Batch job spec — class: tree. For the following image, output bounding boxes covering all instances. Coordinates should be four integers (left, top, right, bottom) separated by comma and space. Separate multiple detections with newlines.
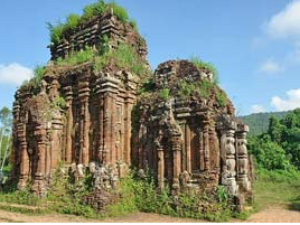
268, 116, 285, 143
0, 107, 12, 173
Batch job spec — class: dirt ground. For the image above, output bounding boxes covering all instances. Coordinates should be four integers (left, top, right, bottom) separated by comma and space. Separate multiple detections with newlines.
0, 205, 300, 223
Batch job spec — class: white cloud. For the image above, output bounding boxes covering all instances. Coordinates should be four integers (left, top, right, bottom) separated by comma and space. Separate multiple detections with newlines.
259, 59, 284, 74
250, 105, 266, 114
271, 89, 300, 111
0, 63, 33, 85
266, 0, 300, 38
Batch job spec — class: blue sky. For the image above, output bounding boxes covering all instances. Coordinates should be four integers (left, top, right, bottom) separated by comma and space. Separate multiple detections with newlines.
1, 0, 300, 115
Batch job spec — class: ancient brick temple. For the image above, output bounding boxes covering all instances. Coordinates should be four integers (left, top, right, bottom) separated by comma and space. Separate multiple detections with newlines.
10, 5, 253, 210
132, 60, 253, 210
11, 10, 148, 197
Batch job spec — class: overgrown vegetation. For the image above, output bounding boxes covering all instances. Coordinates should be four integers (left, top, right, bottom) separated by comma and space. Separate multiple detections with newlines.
177, 79, 227, 107
48, 0, 136, 45
32, 65, 46, 89
248, 108, 300, 212
56, 47, 95, 66
93, 43, 147, 75
0, 165, 243, 222
254, 168, 300, 210
159, 88, 170, 101
240, 111, 289, 136
50, 96, 67, 109
248, 109, 300, 170
215, 90, 227, 107
190, 56, 219, 84
0, 107, 12, 182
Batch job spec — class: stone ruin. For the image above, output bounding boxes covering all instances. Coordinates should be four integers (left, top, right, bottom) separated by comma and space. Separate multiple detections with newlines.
9, 4, 253, 211
132, 60, 254, 210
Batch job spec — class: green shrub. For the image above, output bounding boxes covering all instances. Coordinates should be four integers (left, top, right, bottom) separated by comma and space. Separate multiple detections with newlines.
32, 65, 46, 89
50, 96, 66, 109
106, 2, 129, 23
178, 81, 195, 98
94, 43, 146, 76
129, 19, 138, 32
47, 22, 64, 45
98, 35, 110, 55
48, 1, 133, 46
197, 79, 213, 99
137, 79, 155, 95
82, 0, 106, 21
190, 56, 218, 83
159, 88, 170, 101
216, 90, 227, 107
65, 14, 81, 31
56, 47, 94, 66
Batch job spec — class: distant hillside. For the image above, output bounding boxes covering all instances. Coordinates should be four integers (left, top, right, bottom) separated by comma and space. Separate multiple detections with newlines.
239, 111, 290, 136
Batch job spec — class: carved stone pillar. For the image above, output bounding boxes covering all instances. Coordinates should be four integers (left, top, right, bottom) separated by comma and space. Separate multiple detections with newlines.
64, 86, 73, 164
17, 124, 29, 190
236, 124, 251, 192
110, 95, 116, 165
171, 135, 181, 195
50, 112, 64, 171
199, 129, 205, 171
103, 92, 112, 165
98, 93, 104, 164
78, 81, 90, 166
222, 129, 238, 196
236, 124, 251, 211
32, 127, 47, 197
157, 147, 165, 189
203, 119, 210, 171
124, 98, 132, 165
185, 124, 191, 173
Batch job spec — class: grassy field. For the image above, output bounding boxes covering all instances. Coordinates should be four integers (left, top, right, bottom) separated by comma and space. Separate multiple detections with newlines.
253, 169, 300, 211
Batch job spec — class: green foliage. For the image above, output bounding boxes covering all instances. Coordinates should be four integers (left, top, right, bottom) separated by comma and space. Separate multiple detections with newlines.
159, 88, 170, 101
106, 2, 129, 22
137, 79, 155, 95
215, 90, 227, 107
82, 0, 106, 21
178, 81, 195, 98
239, 111, 289, 136
104, 172, 234, 222
248, 134, 292, 170
98, 35, 110, 55
56, 47, 95, 66
47, 22, 64, 45
248, 109, 300, 170
0, 107, 12, 172
94, 43, 146, 75
50, 96, 67, 109
32, 65, 46, 89
197, 79, 213, 99
65, 14, 81, 31
190, 56, 218, 83
0, 107, 12, 132
48, 1, 133, 46
178, 80, 225, 106
129, 19, 138, 32
215, 185, 228, 203
0, 168, 237, 222
254, 168, 300, 211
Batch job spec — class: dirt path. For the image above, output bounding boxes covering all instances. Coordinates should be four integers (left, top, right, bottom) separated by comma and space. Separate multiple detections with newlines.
245, 206, 300, 223
0, 206, 299, 223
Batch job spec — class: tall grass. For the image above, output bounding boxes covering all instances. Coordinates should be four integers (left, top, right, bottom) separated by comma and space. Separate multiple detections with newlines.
48, 1, 137, 45
190, 56, 218, 84
56, 47, 95, 66
94, 43, 146, 75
